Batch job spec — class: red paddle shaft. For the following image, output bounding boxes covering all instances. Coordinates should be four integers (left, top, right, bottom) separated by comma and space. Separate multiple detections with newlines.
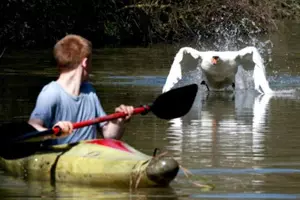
52, 105, 151, 135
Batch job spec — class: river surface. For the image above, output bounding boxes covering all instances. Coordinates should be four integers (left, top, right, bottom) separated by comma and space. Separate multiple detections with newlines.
0, 22, 300, 199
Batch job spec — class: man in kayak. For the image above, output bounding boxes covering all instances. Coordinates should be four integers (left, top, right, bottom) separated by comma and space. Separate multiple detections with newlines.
28, 34, 134, 145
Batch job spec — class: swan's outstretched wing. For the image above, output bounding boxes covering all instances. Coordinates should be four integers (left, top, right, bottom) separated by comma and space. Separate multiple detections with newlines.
162, 47, 202, 93
237, 46, 274, 94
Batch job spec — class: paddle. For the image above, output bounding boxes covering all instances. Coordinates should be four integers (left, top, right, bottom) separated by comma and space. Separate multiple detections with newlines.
0, 84, 198, 144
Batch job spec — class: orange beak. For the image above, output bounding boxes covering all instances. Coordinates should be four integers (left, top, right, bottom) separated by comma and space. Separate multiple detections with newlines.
211, 57, 218, 65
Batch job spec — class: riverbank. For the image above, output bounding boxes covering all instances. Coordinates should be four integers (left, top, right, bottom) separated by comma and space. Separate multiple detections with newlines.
0, 0, 299, 49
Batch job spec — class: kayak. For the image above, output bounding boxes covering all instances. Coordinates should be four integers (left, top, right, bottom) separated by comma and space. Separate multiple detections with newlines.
0, 139, 179, 188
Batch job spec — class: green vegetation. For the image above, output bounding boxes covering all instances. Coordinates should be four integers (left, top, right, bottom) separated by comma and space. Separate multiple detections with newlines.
0, 0, 299, 48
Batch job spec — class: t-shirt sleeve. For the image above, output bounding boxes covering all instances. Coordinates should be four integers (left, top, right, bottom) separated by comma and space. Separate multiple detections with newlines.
29, 88, 58, 128
82, 81, 107, 128
94, 94, 107, 128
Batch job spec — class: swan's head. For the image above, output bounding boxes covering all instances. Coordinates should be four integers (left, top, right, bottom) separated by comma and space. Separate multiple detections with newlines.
211, 56, 220, 65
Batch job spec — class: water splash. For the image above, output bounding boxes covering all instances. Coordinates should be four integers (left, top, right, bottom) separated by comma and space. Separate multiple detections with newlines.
195, 18, 273, 62
172, 18, 276, 92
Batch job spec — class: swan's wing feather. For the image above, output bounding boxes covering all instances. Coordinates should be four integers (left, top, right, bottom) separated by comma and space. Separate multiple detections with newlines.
237, 46, 273, 94
162, 47, 202, 93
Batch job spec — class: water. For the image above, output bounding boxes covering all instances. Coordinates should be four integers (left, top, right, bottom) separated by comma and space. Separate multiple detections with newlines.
0, 22, 300, 199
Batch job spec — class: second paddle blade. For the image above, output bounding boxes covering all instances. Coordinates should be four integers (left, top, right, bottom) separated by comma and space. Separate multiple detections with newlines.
0, 121, 37, 142
151, 84, 198, 120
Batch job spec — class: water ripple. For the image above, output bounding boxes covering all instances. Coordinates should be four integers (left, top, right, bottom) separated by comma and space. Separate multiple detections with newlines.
180, 168, 300, 175
191, 193, 300, 199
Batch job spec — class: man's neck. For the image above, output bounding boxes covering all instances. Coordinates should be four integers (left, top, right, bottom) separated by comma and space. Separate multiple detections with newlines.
56, 69, 82, 97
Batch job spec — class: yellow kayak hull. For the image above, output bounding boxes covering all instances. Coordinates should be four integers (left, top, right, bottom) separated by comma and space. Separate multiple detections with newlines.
0, 139, 179, 188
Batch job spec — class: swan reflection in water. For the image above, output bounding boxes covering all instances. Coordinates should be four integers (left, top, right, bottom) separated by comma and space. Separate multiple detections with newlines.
165, 89, 273, 167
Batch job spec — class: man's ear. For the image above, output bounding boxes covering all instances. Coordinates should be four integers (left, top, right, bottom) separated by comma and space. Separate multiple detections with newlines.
81, 57, 88, 68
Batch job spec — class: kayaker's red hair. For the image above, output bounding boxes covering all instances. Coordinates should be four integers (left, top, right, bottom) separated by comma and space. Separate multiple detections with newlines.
53, 34, 92, 71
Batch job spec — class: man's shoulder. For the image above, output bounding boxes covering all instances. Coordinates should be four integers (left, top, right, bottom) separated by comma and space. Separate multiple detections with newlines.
38, 81, 61, 99
40, 81, 57, 90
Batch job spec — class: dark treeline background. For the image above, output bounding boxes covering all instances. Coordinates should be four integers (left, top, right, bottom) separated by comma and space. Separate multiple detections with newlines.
0, 0, 299, 49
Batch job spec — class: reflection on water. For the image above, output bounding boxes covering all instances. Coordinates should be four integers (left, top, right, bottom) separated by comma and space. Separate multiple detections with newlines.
165, 90, 272, 164
0, 173, 179, 200
166, 88, 300, 198
166, 87, 300, 165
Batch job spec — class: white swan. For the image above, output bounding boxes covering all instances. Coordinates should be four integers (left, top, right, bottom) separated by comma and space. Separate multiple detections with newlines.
162, 46, 274, 94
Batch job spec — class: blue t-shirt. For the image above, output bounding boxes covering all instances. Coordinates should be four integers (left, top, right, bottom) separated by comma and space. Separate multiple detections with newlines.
29, 81, 107, 145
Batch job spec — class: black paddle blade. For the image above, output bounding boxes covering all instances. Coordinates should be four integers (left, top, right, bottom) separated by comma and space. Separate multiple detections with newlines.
0, 141, 42, 159
151, 84, 198, 119
0, 121, 37, 142
0, 121, 43, 159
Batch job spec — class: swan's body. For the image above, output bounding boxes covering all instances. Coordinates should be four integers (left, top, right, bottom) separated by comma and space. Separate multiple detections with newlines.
162, 46, 274, 94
